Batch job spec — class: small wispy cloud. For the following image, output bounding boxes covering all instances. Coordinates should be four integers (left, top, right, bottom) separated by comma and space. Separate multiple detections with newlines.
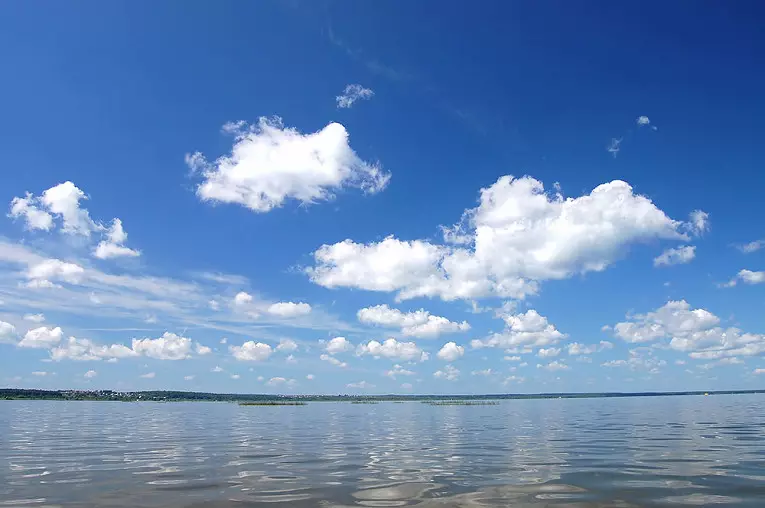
336, 84, 374, 109
607, 138, 622, 158
736, 239, 765, 254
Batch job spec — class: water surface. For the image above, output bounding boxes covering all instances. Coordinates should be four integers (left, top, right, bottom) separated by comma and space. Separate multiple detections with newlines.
2, 394, 765, 507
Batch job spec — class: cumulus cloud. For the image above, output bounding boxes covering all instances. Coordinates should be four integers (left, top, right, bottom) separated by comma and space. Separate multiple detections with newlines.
26, 259, 84, 287
132, 332, 193, 360
23, 313, 45, 323
567, 341, 612, 355
471, 368, 494, 376
0, 321, 17, 343
346, 380, 375, 389
737, 240, 764, 254
19, 326, 63, 349
184, 375, 195, 381
537, 360, 569, 371
356, 338, 428, 362
471, 309, 565, 349
636, 116, 651, 126
9, 183, 139, 256
308, 176, 698, 302
84, 370, 97, 378
385, 364, 415, 379
324, 336, 353, 354
50, 336, 136, 361
433, 364, 460, 381
320, 354, 347, 368
94, 219, 140, 259
188, 117, 390, 213
140, 372, 155, 379
336, 84, 374, 108
276, 339, 299, 352
654, 246, 696, 267
503, 375, 525, 385
537, 347, 561, 358
687, 210, 709, 236
267, 377, 296, 387
267, 301, 311, 317
8, 193, 53, 231
233, 291, 253, 306
357, 304, 470, 338
602, 351, 666, 374
608, 300, 765, 360
195, 343, 212, 355
436, 341, 465, 362
230, 341, 272, 361
724, 269, 765, 287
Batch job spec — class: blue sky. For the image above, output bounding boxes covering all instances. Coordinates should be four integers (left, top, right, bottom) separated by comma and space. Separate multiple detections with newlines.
1, 1, 764, 394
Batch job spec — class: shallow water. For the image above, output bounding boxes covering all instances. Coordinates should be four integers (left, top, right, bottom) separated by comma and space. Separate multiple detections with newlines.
1, 394, 765, 507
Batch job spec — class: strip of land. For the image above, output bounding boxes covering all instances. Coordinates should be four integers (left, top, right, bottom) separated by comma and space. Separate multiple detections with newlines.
1, 388, 763, 403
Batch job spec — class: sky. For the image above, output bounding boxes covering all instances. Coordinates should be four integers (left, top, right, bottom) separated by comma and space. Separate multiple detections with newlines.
1, 1, 764, 395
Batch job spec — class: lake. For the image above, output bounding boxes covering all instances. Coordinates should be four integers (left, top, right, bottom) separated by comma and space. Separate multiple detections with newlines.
1, 394, 765, 507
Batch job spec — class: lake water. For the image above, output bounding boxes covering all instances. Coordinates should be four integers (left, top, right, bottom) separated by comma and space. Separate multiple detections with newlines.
1, 395, 765, 507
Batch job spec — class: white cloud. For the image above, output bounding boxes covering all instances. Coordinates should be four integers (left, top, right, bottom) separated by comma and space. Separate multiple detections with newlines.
212, 366, 224, 372
754, 369, 765, 375
687, 210, 709, 236
233, 291, 253, 306
320, 354, 348, 368
40, 182, 95, 235
537, 347, 561, 358
209, 300, 220, 311
336, 84, 374, 108
219, 337, 228, 344
276, 339, 298, 352
346, 380, 375, 389
230, 341, 272, 361
636, 116, 651, 126
537, 360, 569, 371
94, 219, 140, 259
195, 343, 212, 355
356, 338, 428, 362
188, 117, 390, 213
309, 177, 696, 302
567, 341, 612, 355
50, 336, 136, 361
401, 382, 413, 390
503, 355, 521, 362
231, 374, 241, 380
607, 138, 622, 158
267, 377, 296, 387
306, 374, 314, 380
286, 354, 297, 364
503, 375, 525, 385
385, 364, 415, 379
184, 375, 195, 381
433, 364, 460, 381
724, 269, 765, 287
84, 370, 97, 378
602, 355, 666, 373
132, 332, 193, 360
19, 326, 63, 349
27, 259, 85, 286
609, 300, 765, 361
32, 371, 49, 376
471, 368, 494, 376
140, 372, 156, 379
436, 341, 465, 362
472, 309, 565, 349
738, 240, 764, 254
357, 304, 470, 338
324, 336, 353, 354
8, 193, 53, 231
23, 313, 45, 323
0, 321, 17, 343
654, 245, 696, 267
267, 301, 311, 317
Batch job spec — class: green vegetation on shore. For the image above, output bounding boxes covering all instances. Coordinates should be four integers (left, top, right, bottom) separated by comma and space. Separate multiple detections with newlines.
1, 388, 763, 403
239, 401, 307, 406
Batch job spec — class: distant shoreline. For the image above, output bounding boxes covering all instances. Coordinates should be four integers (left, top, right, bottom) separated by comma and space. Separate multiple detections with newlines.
1, 388, 763, 403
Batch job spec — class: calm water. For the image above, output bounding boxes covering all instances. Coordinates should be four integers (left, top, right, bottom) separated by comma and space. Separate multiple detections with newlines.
1, 395, 765, 507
